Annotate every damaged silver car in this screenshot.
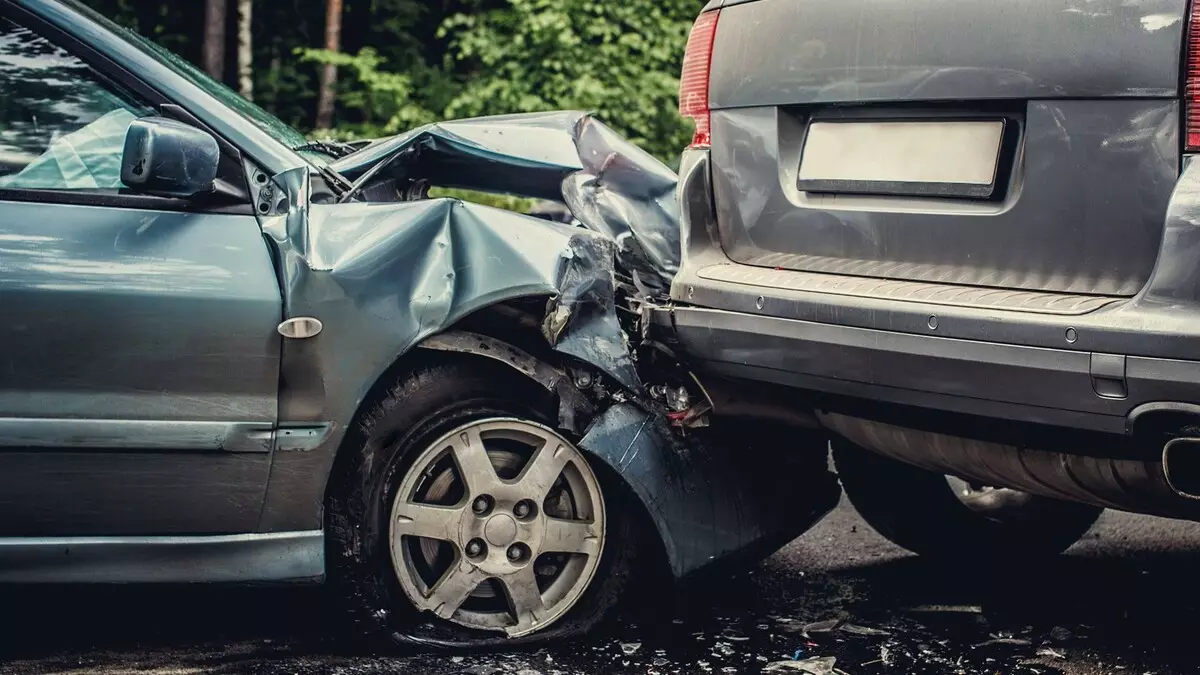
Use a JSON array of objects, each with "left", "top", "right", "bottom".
[{"left": 0, "top": 0, "right": 839, "bottom": 647}]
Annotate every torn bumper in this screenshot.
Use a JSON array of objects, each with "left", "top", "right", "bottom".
[{"left": 580, "top": 404, "right": 839, "bottom": 578}]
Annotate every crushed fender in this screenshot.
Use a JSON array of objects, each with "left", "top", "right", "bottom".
[
  {"left": 265, "top": 111, "right": 679, "bottom": 425},
  {"left": 330, "top": 111, "right": 681, "bottom": 295},
  {"left": 260, "top": 111, "right": 838, "bottom": 622},
  {"left": 579, "top": 404, "right": 838, "bottom": 577}
]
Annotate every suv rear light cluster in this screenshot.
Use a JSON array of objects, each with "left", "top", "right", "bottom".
[
  {"left": 1188, "top": 2, "right": 1200, "bottom": 151},
  {"left": 680, "top": 10, "right": 720, "bottom": 149}
]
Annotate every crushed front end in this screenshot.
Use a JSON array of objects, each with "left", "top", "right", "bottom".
[{"left": 263, "top": 112, "right": 839, "bottom": 613}]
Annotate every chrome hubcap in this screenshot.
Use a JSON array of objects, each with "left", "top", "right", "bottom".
[{"left": 388, "top": 418, "right": 605, "bottom": 637}]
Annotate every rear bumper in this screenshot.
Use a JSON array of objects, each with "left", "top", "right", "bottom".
[
  {"left": 670, "top": 148, "right": 1200, "bottom": 438},
  {"left": 662, "top": 304, "right": 1200, "bottom": 436}
]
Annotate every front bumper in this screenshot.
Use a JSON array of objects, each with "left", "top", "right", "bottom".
[{"left": 579, "top": 404, "right": 840, "bottom": 579}]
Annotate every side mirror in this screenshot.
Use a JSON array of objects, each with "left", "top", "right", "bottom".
[{"left": 121, "top": 116, "right": 219, "bottom": 198}]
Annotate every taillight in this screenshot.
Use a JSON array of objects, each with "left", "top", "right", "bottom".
[
  {"left": 680, "top": 10, "right": 720, "bottom": 149},
  {"left": 1188, "top": 3, "right": 1200, "bottom": 151}
]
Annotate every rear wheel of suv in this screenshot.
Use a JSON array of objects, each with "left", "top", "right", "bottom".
[
  {"left": 832, "top": 439, "right": 1103, "bottom": 560},
  {"left": 326, "top": 357, "right": 636, "bottom": 648}
]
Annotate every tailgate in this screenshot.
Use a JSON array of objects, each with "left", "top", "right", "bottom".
[{"left": 706, "top": 0, "right": 1185, "bottom": 296}]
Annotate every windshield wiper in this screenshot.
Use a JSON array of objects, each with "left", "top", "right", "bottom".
[
  {"left": 315, "top": 163, "right": 355, "bottom": 196},
  {"left": 295, "top": 140, "right": 358, "bottom": 197},
  {"left": 295, "top": 139, "right": 358, "bottom": 159}
]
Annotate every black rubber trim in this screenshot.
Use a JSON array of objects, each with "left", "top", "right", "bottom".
[{"left": 0, "top": 188, "right": 253, "bottom": 214}]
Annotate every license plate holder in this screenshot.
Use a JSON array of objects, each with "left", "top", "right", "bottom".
[{"left": 797, "top": 119, "right": 1006, "bottom": 199}]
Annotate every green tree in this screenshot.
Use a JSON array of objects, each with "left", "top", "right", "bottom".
[
  {"left": 297, "top": 46, "right": 437, "bottom": 138},
  {"left": 80, "top": 0, "right": 704, "bottom": 162},
  {"left": 439, "top": 0, "right": 699, "bottom": 160}
]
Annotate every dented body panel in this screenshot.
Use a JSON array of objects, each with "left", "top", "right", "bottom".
[
  {"left": 254, "top": 113, "right": 835, "bottom": 578},
  {"left": 580, "top": 404, "right": 836, "bottom": 577},
  {"left": 256, "top": 170, "right": 634, "bottom": 529},
  {"left": 331, "top": 112, "right": 682, "bottom": 295}
]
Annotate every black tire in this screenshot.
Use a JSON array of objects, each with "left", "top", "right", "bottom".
[
  {"left": 832, "top": 438, "right": 1103, "bottom": 560},
  {"left": 326, "top": 356, "right": 637, "bottom": 649}
]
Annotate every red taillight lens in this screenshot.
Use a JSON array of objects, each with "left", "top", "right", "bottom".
[
  {"left": 680, "top": 10, "right": 720, "bottom": 148},
  {"left": 1188, "top": 5, "right": 1200, "bottom": 151}
]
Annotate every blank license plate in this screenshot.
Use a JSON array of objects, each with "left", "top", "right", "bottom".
[{"left": 797, "top": 120, "right": 1005, "bottom": 198}]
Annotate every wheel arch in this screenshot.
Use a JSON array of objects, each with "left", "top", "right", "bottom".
[
  {"left": 321, "top": 303, "right": 673, "bottom": 590},
  {"left": 324, "top": 299, "right": 566, "bottom": 489}
]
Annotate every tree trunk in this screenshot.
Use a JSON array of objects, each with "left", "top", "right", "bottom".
[
  {"left": 236, "top": 0, "right": 253, "bottom": 101},
  {"left": 202, "top": 0, "right": 227, "bottom": 80},
  {"left": 314, "top": 0, "right": 343, "bottom": 131}
]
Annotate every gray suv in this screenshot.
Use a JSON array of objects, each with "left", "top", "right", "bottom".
[{"left": 665, "top": 0, "right": 1200, "bottom": 558}]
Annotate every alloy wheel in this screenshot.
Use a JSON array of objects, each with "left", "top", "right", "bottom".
[{"left": 388, "top": 418, "right": 605, "bottom": 637}]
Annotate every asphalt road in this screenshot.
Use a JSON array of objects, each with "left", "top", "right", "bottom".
[{"left": 3, "top": 497, "right": 1199, "bottom": 675}]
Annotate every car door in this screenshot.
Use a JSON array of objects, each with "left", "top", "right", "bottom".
[{"left": 0, "top": 14, "right": 282, "bottom": 536}]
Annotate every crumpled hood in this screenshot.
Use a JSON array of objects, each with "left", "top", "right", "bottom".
[
  {"left": 329, "top": 111, "right": 681, "bottom": 295},
  {"left": 257, "top": 114, "right": 840, "bottom": 604}
]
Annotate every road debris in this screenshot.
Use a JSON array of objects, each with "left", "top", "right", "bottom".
[
  {"left": 904, "top": 605, "right": 985, "bottom": 615},
  {"left": 799, "top": 618, "right": 891, "bottom": 639},
  {"left": 801, "top": 619, "right": 841, "bottom": 637},
  {"left": 763, "top": 656, "right": 837, "bottom": 674},
  {"left": 1049, "top": 626, "right": 1074, "bottom": 642},
  {"left": 974, "top": 637, "right": 1034, "bottom": 649},
  {"left": 840, "top": 623, "right": 892, "bottom": 637},
  {"left": 0, "top": 504, "right": 1182, "bottom": 675}
]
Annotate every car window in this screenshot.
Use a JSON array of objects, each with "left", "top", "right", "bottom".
[{"left": 0, "top": 17, "right": 153, "bottom": 191}]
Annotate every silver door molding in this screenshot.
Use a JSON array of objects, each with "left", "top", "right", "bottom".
[
  {"left": 0, "top": 418, "right": 274, "bottom": 452},
  {"left": 0, "top": 530, "right": 324, "bottom": 583}
]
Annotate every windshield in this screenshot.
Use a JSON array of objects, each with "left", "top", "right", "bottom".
[{"left": 61, "top": 0, "right": 310, "bottom": 152}]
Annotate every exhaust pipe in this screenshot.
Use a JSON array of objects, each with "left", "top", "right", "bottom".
[{"left": 1163, "top": 437, "right": 1200, "bottom": 499}]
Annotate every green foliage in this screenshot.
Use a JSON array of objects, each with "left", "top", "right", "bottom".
[
  {"left": 439, "top": 0, "right": 698, "bottom": 160},
  {"left": 81, "top": 0, "right": 705, "bottom": 162},
  {"left": 297, "top": 47, "right": 438, "bottom": 138},
  {"left": 429, "top": 187, "right": 537, "bottom": 213}
]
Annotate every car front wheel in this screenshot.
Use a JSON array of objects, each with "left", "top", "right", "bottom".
[
  {"left": 326, "top": 357, "right": 636, "bottom": 648},
  {"left": 832, "top": 438, "right": 1103, "bottom": 561}
]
